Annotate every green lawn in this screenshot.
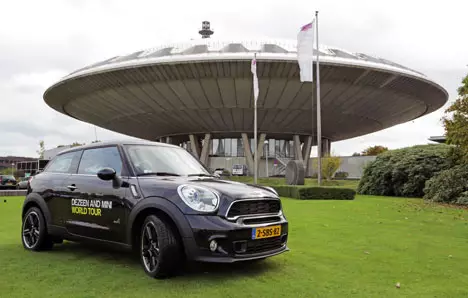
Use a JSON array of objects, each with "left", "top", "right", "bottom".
[
  {"left": 227, "top": 176, "right": 360, "bottom": 190},
  {"left": 1, "top": 195, "right": 467, "bottom": 297}
]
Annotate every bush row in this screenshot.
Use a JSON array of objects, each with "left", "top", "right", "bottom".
[
  {"left": 267, "top": 185, "right": 356, "bottom": 200},
  {"left": 357, "top": 144, "right": 454, "bottom": 198},
  {"left": 423, "top": 164, "right": 468, "bottom": 205}
]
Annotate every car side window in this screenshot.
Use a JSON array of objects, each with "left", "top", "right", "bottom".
[
  {"left": 44, "top": 151, "right": 80, "bottom": 173},
  {"left": 78, "top": 146, "right": 123, "bottom": 175}
]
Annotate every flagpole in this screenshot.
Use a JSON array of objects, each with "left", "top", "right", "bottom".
[
  {"left": 253, "top": 53, "right": 258, "bottom": 185},
  {"left": 310, "top": 19, "right": 315, "bottom": 180},
  {"left": 315, "top": 10, "right": 322, "bottom": 186}
]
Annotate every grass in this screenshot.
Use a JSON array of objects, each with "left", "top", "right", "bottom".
[
  {"left": 227, "top": 176, "right": 360, "bottom": 190},
  {"left": 1, "top": 195, "right": 467, "bottom": 297}
]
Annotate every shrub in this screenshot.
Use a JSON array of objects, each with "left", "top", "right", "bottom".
[
  {"left": 423, "top": 164, "right": 468, "bottom": 205},
  {"left": 270, "top": 185, "right": 355, "bottom": 200},
  {"left": 357, "top": 144, "right": 453, "bottom": 198},
  {"left": 313, "top": 154, "right": 342, "bottom": 181},
  {"left": 334, "top": 171, "right": 349, "bottom": 179}
]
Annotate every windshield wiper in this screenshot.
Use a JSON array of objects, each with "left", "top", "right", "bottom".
[
  {"left": 137, "top": 172, "right": 181, "bottom": 177},
  {"left": 187, "top": 173, "right": 215, "bottom": 177}
]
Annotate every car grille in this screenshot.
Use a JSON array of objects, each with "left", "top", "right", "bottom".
[
  {"left": 234, "top": 236, "right": 286, "bottom": 254},
  {"left": 227, "top": 199, "right": 281, "bottom": 218}
]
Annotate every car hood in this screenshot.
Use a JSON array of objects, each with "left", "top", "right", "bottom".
[
  {"left": 137, "top": 176, "right": 277, "bottom": 200},
  {"left": 187, "top": 178, "right": 277, "bottom": 199}
]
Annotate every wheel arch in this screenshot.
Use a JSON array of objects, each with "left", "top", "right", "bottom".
[
  {"left": 22, "top": 194, "right": 51, "bottom": 224},
  {"left": 127, "top": 197, "right": 192, "bottom": 256}
]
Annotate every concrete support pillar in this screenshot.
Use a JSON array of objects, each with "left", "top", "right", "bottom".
[
  {"left": 256, "top": 133, "right": 266, "bottom": 159},
  {"left": 302, "top": 136, "right": 313, "bottom": 176},
  {"left": 241, "top": 133, "right": 254, "bottom": 174},
  {"left": 293, "top": 135, "right": 303, "bottom": 162},
  {"left": 321, "top": 138, "right": 331, "bottom": 157},
  {"left": 200, "top": 133, "right": 211, "bottom": 166},
  {"left": 254, "top": 133, "right": 266, "bottom": 177},
  {"left": 165, "top": 136, "right": 173, "bottom": 144},
  {"left": 189, "top": 134, "right": 200, "bottom": 159}
]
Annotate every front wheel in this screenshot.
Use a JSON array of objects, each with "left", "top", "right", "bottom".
[
  {"left": 140, "top": 215, "right": 183, "bottom": 279},
  {"left": 21, "top": 207, "right": 54, "bottom": 251}
]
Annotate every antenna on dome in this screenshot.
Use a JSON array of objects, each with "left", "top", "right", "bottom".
[{"left": 199, "top": 21, "right": 214, "bottom": 38}]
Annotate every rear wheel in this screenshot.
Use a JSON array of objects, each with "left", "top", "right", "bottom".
[
  {"left": 139, "top": 214, "right": 182, "bottom": 279},
  {"left": 21, "top": 207, "right": 54, "bottom": 251}
]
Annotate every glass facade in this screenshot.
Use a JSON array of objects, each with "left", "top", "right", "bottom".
[{"left": 180, "top": 137, "right": 295, "bottom": 158}]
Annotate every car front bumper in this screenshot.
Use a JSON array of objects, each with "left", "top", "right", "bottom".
[{"left": 182, "top": 215, "right": 289, "bottom": 263}]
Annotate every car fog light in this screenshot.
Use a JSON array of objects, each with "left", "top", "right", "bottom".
[{"left": 209, "top": 240, "right": 218, "bottom": 252}]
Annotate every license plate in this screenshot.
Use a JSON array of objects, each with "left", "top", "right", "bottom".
[{"left": 252, "top": 225, "right": 281, "bottom": 239}]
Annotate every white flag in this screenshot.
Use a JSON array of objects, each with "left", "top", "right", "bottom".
[
  {"left": 297, "top": 20, "right": 315, "bottom": 82},
  {"left": 251, "top": 56, "right": 259, "bottom": 103}
]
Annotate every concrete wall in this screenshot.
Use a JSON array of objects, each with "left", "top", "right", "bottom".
[
  {"left": 0, "top": 190, "right": 27, "bottom": 197},
  {"left": 208, "top": 155, "right": 377, "bottom": 179},
  {"left": 209, "top": 157, "right": 280, "bottom": 177},
  {"left": 308, "top": 155, "right": 376, "bottom": 179}
]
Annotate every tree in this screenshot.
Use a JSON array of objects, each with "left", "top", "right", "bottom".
[
  {"left": 71, "top": 142, "right": 85, "bottom": 147},
  {"left": 361, "top": 145, "right": 388, "bottom": 156},
  {"left": 37, "top": 140, "right": 45, "bottom": 159},
  {"left": 57, "top": 142, "right": 85, "bottom": 148},
  {"left": 443, "top": 74, "right": 468, "bottom": 161},
  {"left": 313, "top": 154, "right": 342, "bottom": 181},
  {"left": 352, "top": 152, "right": 361, "bottom": 156}
]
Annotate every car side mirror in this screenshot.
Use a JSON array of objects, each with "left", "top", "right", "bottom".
[
  {"left": 97, "top": 168, "right": 128, "bottom": 189},
  {"left": 97, "top": 168, "right": 116, "bottom": 181}
]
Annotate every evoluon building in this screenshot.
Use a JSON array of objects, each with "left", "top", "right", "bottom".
[{"left": 43, "top": 22, "right": 448, "bottom": 176}]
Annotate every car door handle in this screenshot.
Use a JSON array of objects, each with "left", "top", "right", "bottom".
[{"left": 67, "top": 184, "right": 77, "bottom": 191}]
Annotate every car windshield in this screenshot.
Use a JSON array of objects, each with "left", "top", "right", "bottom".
[{"left": 125, "top": 144, "right": 211, "bottom": 177}]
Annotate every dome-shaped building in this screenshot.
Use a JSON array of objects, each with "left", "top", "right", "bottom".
[{"left": 43, "top": 22, "right": 448, "bottom": 176}]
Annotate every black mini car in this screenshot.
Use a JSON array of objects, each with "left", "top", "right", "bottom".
[{"left": 21, "top": 140, "right": 289, "bottom": 278}]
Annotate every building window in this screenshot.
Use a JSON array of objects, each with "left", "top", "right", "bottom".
[
  {"left": 231, "top": 139, "right": 238, "bottom": 157},
  {"left": 225, "top": 138, "right": 232, "bottom": 157}
]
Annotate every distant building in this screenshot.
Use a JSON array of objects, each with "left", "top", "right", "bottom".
[
  {"left": 428, "top": 136, "right": 447, "bottom": 143},
  {"left": 0, "top": 156, "right": 36, "bottom": 170}
]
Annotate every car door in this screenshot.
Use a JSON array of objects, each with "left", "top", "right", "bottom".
[
  {"left": 63, "top": 145, "right": 129, "bottom": 243},
  {"left": 38, "top": 150, "right": 83, "bottom": 227}
]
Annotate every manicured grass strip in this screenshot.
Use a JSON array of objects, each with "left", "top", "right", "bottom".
[{"left": 1, "top": 196, "right": 467, "bottom": 297}]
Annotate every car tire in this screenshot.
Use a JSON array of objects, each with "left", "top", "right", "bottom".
[
  {"left": 139, "top": 214, "right": 182, "bottom": 279},
  {"left": 21, "top": 207, "right": 54, "bottom": 251}
]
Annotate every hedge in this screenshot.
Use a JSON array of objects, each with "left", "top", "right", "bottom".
[
  {"left": 268, "top": 185, "right": 356, "bottom": 200},
  {"left": 357, "top": 144, "right": 454, "bottom": 198}
]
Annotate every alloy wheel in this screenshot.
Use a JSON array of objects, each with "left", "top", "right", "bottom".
[
  {"left": 22, "top": 211, "right": 41, "bottom": 249},
  {"left": 141, "top": 222, "right": 160, "bottom": 273}
]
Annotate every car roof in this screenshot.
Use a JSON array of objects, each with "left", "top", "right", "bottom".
[{"left": 57, "top": 139, "right": 181, "bottom": 156}]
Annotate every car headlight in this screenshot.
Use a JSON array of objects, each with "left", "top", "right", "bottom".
[
  {"left": 264, "top": 186, "right": 278, "bottom": 196},
  {"left": 177, "top": 185, "right": 219, "bottom": 212}
]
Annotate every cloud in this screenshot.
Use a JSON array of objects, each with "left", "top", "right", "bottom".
[{"left": 0, "top": 0, "right": 466, "bottom": 157}]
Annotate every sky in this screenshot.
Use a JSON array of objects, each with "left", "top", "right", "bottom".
[{"left": 0, "top": 0, "right": 466, "bottom": 157}]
